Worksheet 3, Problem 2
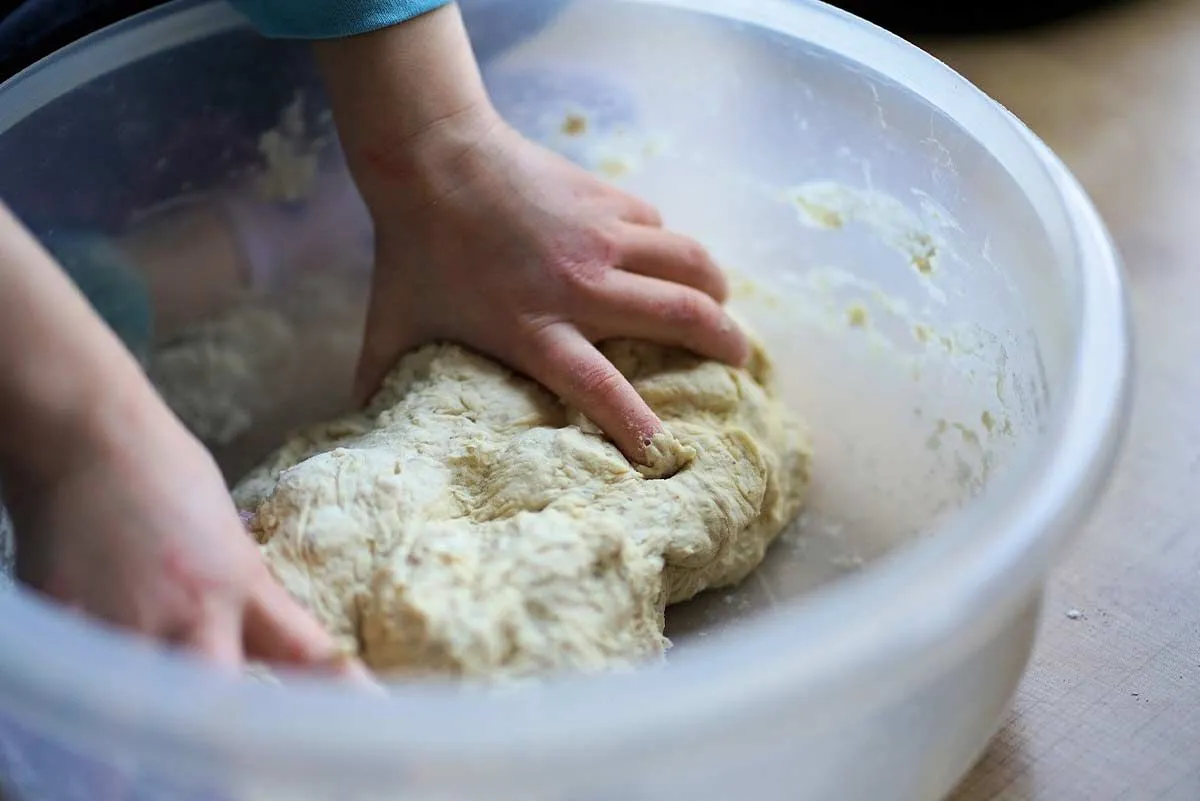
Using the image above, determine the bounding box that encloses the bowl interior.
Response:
[0,0,1063,645]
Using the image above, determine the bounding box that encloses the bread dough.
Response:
[234,339,811,680]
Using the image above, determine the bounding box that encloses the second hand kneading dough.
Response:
[234,339,812,680]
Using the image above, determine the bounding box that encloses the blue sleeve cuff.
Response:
[230,0,454,39]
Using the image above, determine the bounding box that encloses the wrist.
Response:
[313,3,503,212]
[354,102,505,218]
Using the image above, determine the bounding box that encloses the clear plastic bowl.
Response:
[0,1,1131,800]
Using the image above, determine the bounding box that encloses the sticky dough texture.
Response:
[234,340,811,680]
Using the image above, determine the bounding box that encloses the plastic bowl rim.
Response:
[0,0,1132,770]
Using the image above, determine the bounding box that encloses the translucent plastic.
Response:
[0,1,1130,800]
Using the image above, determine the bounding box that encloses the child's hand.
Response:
[0,201,355,675]
[315,6,749,464]
[8,406,358,674]
[355,122,749,462]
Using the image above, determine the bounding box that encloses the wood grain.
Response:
[926,1,1200,798]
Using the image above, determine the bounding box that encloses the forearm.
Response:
[0,205,160,487]
[229,0,481,124]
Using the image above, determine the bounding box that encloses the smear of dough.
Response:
[234,340,811,680]
[149,274,365,450]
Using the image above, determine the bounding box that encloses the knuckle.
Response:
[636,200,663,226]
[574,360,625,400]
[583,225,622,267]
[667,291,717,327]
[550,227,619,292]
[516,313,563,348]
[677,239,711,269]
[564,271,608,306]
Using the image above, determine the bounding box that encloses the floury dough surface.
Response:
[234,340,812,680]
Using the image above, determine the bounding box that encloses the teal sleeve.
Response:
[229,0,453,39]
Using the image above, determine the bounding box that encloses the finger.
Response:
[176,603,243,669]
[520,324,662,464]
[616,224,729,302]
[614,191,663,228]
[584,272,750,366]
[243,569,341,666]
[243,572,377,687]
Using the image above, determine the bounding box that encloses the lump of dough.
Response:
[235,339,811,680]
[362,511,667,676]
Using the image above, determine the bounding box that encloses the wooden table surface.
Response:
[921,2,1200,798]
